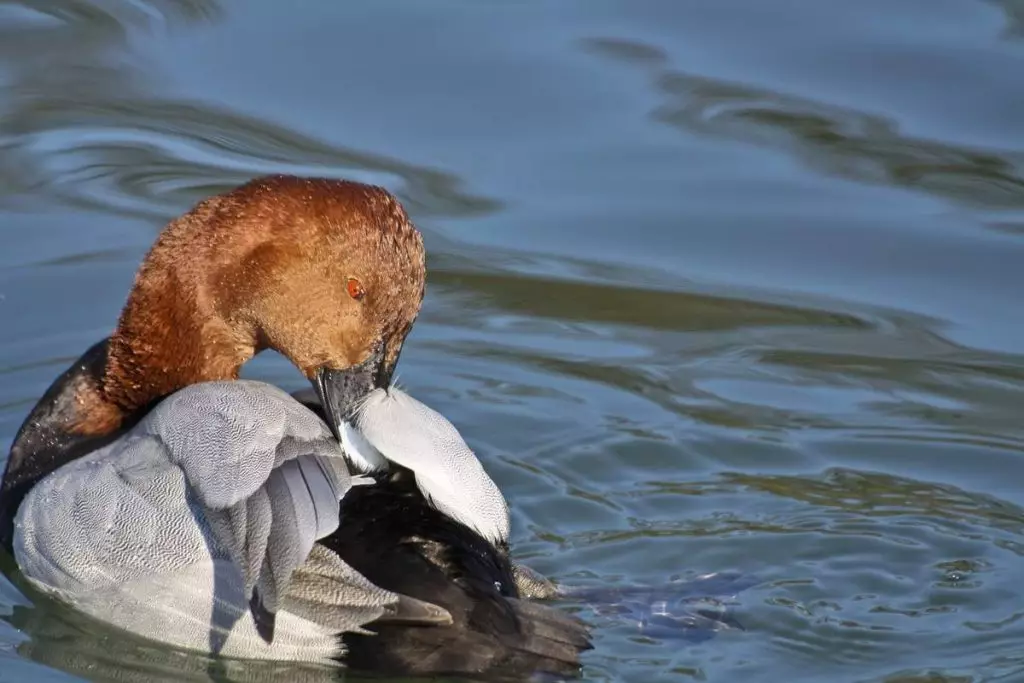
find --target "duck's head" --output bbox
[97,175,426,437]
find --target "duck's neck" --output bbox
[102,293,253,419]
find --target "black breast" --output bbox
[319,472,590,679]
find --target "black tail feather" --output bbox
[318,472,592,679]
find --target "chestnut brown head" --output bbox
[101,175,426,435]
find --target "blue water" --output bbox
[2,1,1024,681]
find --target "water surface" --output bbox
[2,1,1024,681]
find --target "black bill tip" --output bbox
[311,343,391,441]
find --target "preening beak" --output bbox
[312,343,393,441]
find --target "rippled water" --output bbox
[2,1,1024,681]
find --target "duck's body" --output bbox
[15,378,374,663]
[0,176,590,679]
[6,338,586,677]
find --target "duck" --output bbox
[0,175,591,678]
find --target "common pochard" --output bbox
[0,176,590,678]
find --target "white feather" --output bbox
[339,422,388,473]
[350,388,510,544]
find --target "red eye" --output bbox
[347,278,366,301]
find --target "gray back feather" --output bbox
[13,380,420,657]
[142,381,351,625]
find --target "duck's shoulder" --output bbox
[126,380,343,511]
[141,379,335,448]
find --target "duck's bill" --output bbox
[312,344,393,442]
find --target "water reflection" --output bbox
[545,466,1024,681]
[1,0,220,33]
[561,467,1024,553]
[0,0,499,222]
[727,468,1024,534]
[990,0,1024,38]
[13,596,344,683]
[429,256,869,334]
[583,37,1024,213]
[428,241,1024,446]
